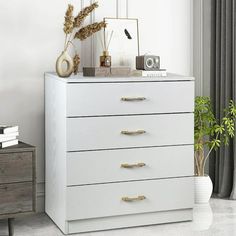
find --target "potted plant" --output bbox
[194,96,236,203]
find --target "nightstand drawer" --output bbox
[0,182,33,215]
[66,177,194,220]
[67,145,194,186]
[0,152,33,184]
[66,81,194,116]
[67,113,194,151]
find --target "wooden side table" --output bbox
[0,142,36,236]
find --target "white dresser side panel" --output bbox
[45,76,67,233]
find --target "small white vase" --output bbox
[194,176,213,204]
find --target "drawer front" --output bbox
[67,113,194,151]
[66,81,194,116]
[0,152,32,184]
[66,177,194,220]
[0,182,33,215]
[67,145,194,186]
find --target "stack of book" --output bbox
[0,125,19,148]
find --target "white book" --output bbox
[0,125,18,134]
[132,69,167,77]
[0,131,19,138]
[0,139,18,148]
[0,136,17,143]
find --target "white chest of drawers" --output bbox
[45,72,195,234]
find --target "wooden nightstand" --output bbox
[0,142,36,236]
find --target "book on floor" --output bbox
[0,125,18,134]
[0,139,18,148]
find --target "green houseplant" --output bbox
[194,96,236,203]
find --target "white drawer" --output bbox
[66,177,194,220]
[67,113,194,151]
[66,81,194,116]
[67,145,194,186]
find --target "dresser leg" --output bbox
[8,218,14,236]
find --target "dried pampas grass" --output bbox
[59,3,105,75]
[74,21,107,41]
[73,54,80,75]
[63,4,74,34]
[74,2,98,28]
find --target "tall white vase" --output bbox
[194,176,213,204]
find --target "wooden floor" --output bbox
[0,198,235,236]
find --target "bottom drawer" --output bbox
[0,182,33,215]
[66,177,194,221]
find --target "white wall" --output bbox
[128,0,192,76]
[0,0,193,211]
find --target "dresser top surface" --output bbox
[45,72,194,83]
[0,142,35,153]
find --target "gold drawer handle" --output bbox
[121,97,146,102]
[121,163,146,168]
[122,195,146,202]
[121,130,146,135]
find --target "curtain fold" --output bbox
[210,0,236,198]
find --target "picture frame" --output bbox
[103,17,140,69]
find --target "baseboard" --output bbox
[67,209,193,234]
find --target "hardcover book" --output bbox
[0,135,17,143]
[0,131,19,138]
[0,125,18,134]
[0,139,18,148]
[132,69,167,77]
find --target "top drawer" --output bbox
[67,81,194,117]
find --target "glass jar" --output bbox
[100,51,111,67]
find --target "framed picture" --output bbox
[103,18,140,69]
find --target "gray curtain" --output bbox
[210,0,236,198]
